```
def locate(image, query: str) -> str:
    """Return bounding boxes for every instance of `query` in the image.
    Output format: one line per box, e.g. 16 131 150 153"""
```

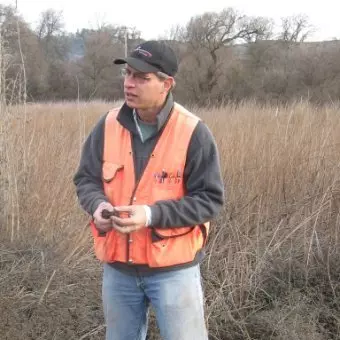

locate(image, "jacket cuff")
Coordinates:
90 198 108 216
142 205 152 226
150 205 162 226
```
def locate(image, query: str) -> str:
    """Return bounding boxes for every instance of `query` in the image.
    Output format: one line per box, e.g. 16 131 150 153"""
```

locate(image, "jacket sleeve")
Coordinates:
73 113 109 216
149 121 225 228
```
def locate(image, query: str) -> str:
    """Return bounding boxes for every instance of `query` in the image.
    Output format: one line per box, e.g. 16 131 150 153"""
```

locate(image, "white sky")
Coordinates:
3 0 340 41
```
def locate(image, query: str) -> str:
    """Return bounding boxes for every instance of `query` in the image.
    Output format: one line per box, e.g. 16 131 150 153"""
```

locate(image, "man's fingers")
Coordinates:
114 206 134 213
112 225 138 234
96 225 113 233
94 219 111 227
111 216 135 227
94 216 112 224
93 202 114 222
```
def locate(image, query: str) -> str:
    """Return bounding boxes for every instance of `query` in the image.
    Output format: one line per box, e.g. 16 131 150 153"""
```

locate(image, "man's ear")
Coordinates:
163 77 174 93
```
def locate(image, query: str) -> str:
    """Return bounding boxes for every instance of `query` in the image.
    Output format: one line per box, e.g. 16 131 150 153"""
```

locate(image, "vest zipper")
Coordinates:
126 108 174 264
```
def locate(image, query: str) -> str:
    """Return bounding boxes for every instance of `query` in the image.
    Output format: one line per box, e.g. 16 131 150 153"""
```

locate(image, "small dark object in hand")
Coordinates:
97 209 117 237
101 209 118 219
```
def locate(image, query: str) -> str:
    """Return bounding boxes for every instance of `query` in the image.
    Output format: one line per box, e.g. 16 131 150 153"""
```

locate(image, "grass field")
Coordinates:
1 100 340 339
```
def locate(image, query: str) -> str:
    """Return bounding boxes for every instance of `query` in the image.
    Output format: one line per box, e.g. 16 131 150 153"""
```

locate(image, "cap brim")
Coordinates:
113 57 160 73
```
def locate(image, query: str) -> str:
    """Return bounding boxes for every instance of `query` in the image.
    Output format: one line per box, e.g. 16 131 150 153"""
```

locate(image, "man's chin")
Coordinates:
125 102 135 108
125 99 144 110
125 97 138 108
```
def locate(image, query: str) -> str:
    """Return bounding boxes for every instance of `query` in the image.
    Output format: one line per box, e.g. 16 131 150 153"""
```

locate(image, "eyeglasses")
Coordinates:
120 68 170 83
120 68 152 83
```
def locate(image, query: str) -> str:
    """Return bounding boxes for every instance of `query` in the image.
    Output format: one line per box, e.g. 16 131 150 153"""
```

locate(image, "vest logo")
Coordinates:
153 169 182 184
135 46 152 58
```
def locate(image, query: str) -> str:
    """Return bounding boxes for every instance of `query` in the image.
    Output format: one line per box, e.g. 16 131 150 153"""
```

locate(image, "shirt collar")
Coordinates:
117 92 174 134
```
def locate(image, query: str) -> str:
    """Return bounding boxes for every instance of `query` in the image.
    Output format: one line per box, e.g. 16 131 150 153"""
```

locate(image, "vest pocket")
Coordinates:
151 227 195 242
102 162 124 183
90 220 117 262
146 226 205 267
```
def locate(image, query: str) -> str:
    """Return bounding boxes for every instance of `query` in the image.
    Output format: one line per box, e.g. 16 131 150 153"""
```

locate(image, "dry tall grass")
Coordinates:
1 100 340 340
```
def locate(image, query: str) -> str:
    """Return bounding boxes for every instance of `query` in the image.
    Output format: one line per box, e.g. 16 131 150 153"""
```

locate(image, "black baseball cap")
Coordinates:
113 40 178 77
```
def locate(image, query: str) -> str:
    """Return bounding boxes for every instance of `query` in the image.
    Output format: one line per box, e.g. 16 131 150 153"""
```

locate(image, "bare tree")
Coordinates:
0 8 6 108
175 8 273 104
37 9 64 41
36 8 67 61
278 15 313 43
78 30 124 99
114 26 141 46
0 5 41 103
242 16 274 43
183 8 272 56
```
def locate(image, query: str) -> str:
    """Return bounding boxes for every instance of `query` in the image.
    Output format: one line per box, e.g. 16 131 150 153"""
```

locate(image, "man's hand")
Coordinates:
93 201 115 233
110 205 147 234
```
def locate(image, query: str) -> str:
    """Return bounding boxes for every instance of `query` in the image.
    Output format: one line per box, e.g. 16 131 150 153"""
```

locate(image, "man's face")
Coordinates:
123 66 166 110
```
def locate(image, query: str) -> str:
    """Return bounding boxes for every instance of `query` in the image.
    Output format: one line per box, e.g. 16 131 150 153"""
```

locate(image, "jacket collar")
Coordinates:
117 92 174 134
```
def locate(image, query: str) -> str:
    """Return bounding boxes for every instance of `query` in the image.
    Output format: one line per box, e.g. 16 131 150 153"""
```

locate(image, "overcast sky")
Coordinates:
3 0 340 41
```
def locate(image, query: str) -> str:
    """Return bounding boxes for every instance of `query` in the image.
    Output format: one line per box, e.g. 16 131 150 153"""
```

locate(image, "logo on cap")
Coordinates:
135 46 152 58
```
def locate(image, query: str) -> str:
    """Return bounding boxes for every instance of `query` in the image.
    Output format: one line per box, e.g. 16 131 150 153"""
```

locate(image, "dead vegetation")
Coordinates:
1 100 340 339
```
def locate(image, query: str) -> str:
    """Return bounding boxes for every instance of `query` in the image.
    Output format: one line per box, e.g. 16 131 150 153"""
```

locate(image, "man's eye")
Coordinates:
122 68 150 81
121 68 130 76
136 74 150 80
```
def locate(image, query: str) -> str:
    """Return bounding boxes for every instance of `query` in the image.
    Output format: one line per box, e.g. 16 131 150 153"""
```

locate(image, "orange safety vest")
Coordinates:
90 103 210 267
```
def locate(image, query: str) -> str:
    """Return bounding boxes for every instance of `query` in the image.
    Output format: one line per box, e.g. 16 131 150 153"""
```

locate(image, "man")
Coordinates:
73 40 224 340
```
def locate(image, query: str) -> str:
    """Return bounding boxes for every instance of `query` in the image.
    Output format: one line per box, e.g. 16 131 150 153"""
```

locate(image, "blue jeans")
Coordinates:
102 263 208 340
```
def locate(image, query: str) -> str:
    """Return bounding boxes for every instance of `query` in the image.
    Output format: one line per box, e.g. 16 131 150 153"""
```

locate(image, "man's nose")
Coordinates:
124 76 135 89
